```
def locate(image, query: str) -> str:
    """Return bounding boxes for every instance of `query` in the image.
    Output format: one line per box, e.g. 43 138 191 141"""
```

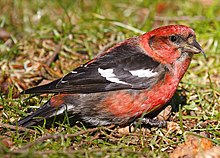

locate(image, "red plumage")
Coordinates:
17 25 204 127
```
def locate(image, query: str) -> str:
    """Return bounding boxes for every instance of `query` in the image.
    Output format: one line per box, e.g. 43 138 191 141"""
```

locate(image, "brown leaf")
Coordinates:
0 136 14 148
170 135 213 158
0 75 20 98
167 121 182 134
157 105 172 121
0 29 11 41
117 126 150 135
117 126 132 135
195 146 220 158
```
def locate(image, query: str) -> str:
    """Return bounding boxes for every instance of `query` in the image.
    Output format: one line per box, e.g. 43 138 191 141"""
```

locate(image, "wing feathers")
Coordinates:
22 79 61 94
22 38 167 95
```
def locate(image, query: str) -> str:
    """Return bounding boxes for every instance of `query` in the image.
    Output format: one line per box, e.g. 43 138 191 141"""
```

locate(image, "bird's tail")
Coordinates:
17 101 65 127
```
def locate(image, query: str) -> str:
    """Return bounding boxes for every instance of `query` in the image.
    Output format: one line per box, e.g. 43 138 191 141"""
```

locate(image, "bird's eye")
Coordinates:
169 35 178 42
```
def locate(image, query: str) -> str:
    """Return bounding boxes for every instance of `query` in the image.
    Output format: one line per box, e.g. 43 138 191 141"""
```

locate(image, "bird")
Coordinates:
17 25 205 128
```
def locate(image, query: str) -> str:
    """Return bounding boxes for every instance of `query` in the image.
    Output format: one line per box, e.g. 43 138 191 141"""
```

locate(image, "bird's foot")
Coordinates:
129 118 167 132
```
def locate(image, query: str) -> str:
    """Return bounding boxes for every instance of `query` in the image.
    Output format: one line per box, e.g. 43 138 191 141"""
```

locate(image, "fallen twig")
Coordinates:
16 125 115 151
9 146 145 156
0 123 36 134
46 43 62 66
77 132 100 147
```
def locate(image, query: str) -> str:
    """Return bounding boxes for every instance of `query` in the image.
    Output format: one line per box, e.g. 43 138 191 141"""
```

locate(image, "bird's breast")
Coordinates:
101 73 179 118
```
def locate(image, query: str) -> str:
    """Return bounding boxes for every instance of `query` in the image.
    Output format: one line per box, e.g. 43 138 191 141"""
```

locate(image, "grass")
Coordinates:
0 0 220 157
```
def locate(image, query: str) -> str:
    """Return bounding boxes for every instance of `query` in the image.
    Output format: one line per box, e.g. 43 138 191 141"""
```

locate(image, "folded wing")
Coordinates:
23 38 168 94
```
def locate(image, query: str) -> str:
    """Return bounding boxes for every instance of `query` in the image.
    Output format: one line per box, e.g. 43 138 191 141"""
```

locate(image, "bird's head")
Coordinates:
140 25 205 64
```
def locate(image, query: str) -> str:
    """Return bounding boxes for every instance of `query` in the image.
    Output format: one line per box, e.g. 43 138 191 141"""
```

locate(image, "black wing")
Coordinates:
23 38 168 94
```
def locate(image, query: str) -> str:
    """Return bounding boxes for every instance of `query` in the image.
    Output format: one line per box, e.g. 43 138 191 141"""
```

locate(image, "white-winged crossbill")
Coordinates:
17 25 205 127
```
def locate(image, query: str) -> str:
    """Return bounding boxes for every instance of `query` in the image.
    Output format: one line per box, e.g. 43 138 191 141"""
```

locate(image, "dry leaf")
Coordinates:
167 121 182 134
0 136 14 148
170 135 213 158
117 126 132 135
117 125 150 135
0 29 11 41
157 105 172 121
195 146 220 158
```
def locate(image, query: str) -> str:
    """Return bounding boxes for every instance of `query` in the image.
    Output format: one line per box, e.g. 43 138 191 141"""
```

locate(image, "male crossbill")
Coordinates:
18 25 205 127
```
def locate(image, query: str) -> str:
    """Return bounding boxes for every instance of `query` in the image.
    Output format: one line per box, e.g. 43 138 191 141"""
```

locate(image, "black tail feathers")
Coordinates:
17 101 59 127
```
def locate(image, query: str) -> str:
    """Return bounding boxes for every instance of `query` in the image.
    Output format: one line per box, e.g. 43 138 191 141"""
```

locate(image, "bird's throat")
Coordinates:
174 52 193 80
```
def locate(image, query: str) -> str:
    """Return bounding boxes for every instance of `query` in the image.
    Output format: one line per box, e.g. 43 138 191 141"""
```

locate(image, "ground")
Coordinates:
0 0 219 157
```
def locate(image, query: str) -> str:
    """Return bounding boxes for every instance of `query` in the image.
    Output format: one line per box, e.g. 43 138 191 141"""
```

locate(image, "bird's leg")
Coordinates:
139 118 167 127
129 118 167 132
